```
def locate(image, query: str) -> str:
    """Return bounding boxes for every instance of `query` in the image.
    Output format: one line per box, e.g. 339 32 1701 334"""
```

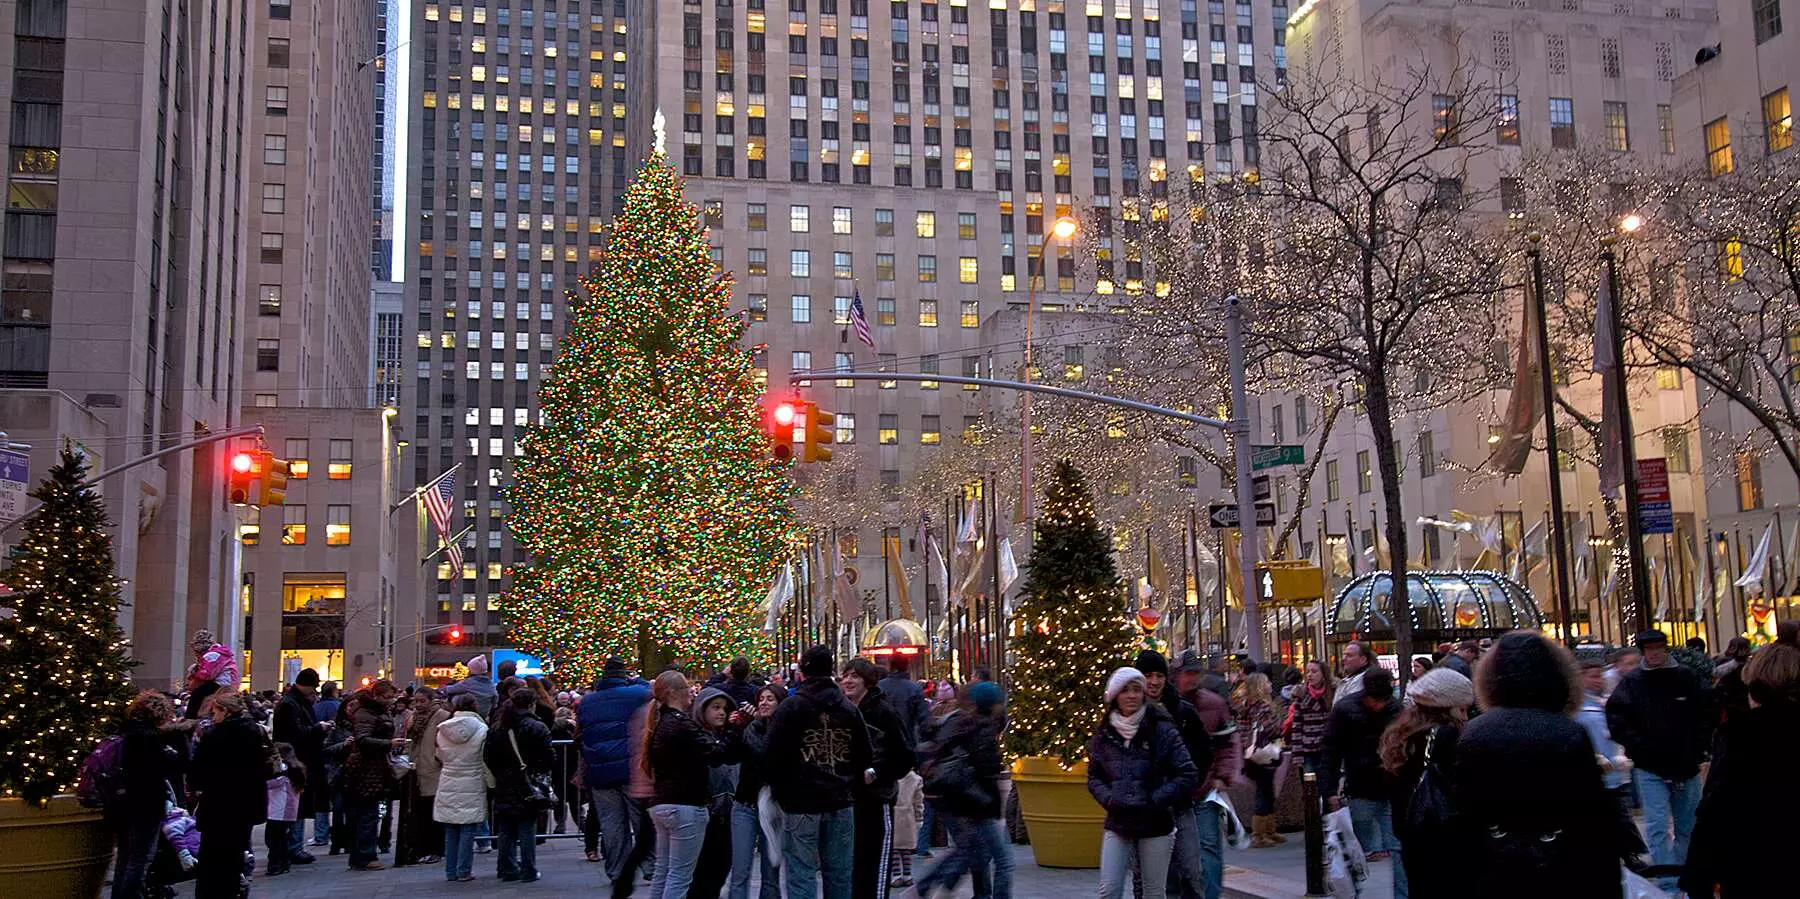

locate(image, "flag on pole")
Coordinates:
763 561 794 633
1593 275 1626 496
421 467 463 571
1736 521 1776 592
1490 282 1543 474
997 537 1019 597
849 290 876 349
884 534 913 620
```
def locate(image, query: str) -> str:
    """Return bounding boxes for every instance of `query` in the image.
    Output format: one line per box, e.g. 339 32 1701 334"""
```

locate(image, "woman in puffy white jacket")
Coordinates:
434 693 491 882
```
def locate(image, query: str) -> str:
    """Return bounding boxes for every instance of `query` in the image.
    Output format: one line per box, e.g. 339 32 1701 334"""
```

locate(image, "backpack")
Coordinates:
76 735 127 810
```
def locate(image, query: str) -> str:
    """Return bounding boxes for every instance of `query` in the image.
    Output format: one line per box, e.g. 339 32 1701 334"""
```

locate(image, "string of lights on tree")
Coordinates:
1004 460 1137 767
505 154 794 683
0 448 136 805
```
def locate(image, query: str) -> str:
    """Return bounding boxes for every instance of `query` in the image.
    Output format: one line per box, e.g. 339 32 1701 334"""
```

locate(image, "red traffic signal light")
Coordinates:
231 452 256 473
448 626 464 643
768 398 798 462
228 451 258 505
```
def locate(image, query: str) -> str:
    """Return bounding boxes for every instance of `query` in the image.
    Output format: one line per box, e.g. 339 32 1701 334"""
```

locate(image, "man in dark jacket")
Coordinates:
577 656 652 882
346 680 403 871
1175 649 1237 899
1136 650 1212 899
765 645 874 899
843 657 915 899
1606 629 1713 881
192 692 270 898
716 656 761 708
879 654 930 886
439 654 495 720
1326 668 1400 862
273 668 325 865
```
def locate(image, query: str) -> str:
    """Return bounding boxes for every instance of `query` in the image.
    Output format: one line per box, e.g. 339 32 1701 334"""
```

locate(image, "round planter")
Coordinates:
1010 755 1105 869
0 795 111 897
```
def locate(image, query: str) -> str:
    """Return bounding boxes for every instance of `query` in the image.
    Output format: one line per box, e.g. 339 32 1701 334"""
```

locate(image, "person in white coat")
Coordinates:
435 693 491 882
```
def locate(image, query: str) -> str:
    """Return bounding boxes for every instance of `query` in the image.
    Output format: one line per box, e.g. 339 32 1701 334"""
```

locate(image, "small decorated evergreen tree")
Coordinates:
1005 461 1135 765
0 448 136 805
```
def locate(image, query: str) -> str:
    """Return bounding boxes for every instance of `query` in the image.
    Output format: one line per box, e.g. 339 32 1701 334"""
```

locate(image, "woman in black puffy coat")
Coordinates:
484 687 555 883
1087 667 1198 899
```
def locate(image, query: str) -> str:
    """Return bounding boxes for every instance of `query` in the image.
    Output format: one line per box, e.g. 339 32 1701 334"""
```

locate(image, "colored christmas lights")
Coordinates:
504 155 793 683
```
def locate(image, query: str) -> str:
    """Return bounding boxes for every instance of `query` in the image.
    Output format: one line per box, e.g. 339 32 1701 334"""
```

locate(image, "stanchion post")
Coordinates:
1303 771 1327 896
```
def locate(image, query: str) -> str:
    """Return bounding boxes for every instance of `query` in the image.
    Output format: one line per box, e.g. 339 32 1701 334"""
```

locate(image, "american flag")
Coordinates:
421 467 463 570
849 290 876 349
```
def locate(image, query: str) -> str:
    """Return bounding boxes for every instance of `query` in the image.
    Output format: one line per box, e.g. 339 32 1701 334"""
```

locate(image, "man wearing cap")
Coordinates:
1173 649 1237 899
440 654 496 720
1606 629 1713 884
765 645 874 899
577 656 652 878
274 667 325 864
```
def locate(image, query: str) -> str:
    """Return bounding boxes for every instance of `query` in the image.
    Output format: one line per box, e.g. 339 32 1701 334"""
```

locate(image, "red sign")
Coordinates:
1636 458 1670 503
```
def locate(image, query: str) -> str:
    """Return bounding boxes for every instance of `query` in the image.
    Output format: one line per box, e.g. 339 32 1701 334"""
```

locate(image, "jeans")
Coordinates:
614 801 657 899
1347 797 1406 898
443 822 478 878
917 814 1012 899
914 798 939 854
347 796 383 867
1300 752 1339 800
593 786 638 882
1100 831 1172 899
312 809 331 845
649 803 708 899
495 810 539 880
1636 771 1700 890
729 800 781 899
782 806 856 899
287 813 308 857
1246 763 1277 816
1166 805 1222 899
110 815 160 899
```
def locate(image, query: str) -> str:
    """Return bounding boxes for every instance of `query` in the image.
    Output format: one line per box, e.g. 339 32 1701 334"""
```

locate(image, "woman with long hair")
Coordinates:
1381 667 1474 896
1234 672 1282 848
727 684 784 899
191 690 270 897
643 668 729 899
397 687 449 867
1285 660 1336 797
1088 668 1199 899
485 687 555 883
112 690 181 899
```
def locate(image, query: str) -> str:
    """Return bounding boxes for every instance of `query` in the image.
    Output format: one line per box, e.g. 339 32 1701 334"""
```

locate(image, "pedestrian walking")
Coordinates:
1576 661 1648 867
642 669 730 899
271 668 324 865
913 679 1012 899
727 684 784 899
1234 672 1283 849
1286 660 1336 798
1333 641 1372 705
1453 630 1623 899
841 657 916 899
485 687 555 883
878 655 929 888
190 691 268 898
1681 642 1800 898
1606 629 1713 890
913 681 959 861
265 742 307 876
1381 668 1474 897
434 693 490 883
345 679 403 871
579 656 654 877
111 691 182 899
1175 649 1239 899
1440 642 1477 680
1602 646 1641 697
1139 649 1213 899
765 645 875 899
1087 667 1199 899
1326 668 1400 865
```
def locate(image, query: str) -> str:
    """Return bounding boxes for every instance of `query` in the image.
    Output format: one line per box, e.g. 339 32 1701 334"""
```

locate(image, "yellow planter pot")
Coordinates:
0 795 112 898
1010 755 1105 869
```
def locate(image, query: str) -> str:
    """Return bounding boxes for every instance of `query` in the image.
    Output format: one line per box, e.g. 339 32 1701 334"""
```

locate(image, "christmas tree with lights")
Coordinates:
1005 461 1135 766
0 448 136 805
505 155 793 683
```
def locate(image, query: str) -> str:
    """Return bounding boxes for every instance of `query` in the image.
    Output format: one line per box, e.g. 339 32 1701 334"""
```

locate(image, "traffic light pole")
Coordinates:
0 423 265 535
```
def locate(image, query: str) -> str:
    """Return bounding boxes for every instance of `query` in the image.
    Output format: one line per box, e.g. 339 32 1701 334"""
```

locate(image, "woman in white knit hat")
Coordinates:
1379 666 1474 897
1086 667 1199 899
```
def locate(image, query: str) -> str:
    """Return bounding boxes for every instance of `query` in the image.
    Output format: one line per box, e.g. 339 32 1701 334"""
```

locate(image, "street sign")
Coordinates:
1255 561 1327 606
1252 475 1272 501
1207 502 1277 529
0 450 28 521
1252 444 1305 471
1636 457 1673 536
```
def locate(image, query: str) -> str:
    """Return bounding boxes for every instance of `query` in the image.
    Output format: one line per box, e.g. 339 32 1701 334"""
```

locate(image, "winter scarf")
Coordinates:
1109 707 1146 742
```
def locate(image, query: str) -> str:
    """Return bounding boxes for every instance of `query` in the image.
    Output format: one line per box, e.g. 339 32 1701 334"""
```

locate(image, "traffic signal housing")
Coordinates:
801 401 835 463
259 454 291 506
228 451 257 505
768 398 799 462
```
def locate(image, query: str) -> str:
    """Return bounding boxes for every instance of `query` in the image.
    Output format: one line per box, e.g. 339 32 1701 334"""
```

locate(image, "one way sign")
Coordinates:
1207 502 1276 529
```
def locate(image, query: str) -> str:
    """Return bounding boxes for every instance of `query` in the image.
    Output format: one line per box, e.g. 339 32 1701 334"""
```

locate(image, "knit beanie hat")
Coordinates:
1134 649 1169 677
800 644 835 678
295 668 321 688
966 681 1004 714
1406 667 1474 710
1104 667 1147 707
466 654 489 677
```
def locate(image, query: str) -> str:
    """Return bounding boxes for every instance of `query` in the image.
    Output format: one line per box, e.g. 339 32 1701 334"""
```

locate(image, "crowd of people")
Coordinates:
94 620 1800 898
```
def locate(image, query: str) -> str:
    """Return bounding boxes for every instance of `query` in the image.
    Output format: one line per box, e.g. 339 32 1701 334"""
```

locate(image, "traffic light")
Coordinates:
800 400 835 464
769 398 799 462
228 451 257 505
448 625 464 644
259 453 291 506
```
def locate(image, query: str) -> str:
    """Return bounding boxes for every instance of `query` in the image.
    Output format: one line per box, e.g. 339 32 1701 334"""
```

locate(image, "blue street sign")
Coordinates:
1639 501 1674 536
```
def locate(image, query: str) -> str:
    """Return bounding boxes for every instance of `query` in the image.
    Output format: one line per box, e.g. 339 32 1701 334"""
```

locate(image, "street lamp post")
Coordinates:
1526 233 1578 647
1601 221 1653 636
1019 216 1078 527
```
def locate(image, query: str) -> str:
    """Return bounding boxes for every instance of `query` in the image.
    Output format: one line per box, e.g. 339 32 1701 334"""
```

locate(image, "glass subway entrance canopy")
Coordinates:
1329 570 1542 644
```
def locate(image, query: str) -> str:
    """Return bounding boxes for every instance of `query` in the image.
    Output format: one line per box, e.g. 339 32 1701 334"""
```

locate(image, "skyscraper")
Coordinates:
402 0 633 660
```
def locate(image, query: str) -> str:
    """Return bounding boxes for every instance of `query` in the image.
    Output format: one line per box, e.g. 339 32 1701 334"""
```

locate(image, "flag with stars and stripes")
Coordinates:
421 466 463 570
849 290 876 349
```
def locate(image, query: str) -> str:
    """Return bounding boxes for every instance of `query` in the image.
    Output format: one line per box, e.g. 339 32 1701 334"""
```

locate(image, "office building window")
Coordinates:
958 213 977 240
879 414 899 444
876 297 896 325
1765 88 1793 153
1754 0 1783 43
790 295 811 323
1737 450 1764 510
1603 101 1629 152
1663 427 1691 473
834 352 854 387
262 183 285 213
791 351 813 385
264 134 287 164
747 248 767 275
833 296 853 325
874 208 894 235
1417 430 1437 477
266 85 288 115
875 254 895 280
835 413 856 445
747 203 767 230
1432 94 1459 143
1658 105 1676 154
918 299 938 326
268 37 291 67
918 256 937 282
259 284 282 315
326 505 351 545
1497 94 1520 145
921 415 941 445
791 250 811 277
915 211 936 237
256 339 280 371
962 356 982 389
1549 98 1575 149
1655 366 1683 390
959 257 978 283
281 505 307 545
328 439 353 479
747 294 767 322
1325 459 1340 502
1706 117 1734 175
1356 450 1372 494
789 204 810 232
960 300 979 328
285 439 309 478
833 206 853 234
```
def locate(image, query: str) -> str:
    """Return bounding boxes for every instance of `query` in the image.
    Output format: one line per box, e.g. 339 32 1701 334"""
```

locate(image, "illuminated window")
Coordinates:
281 574 344 613
959 257 978 283
921 415 941 445
326 505 351 546
1706 117 1734 176
1603 102 1629 152
834 251 854 279
747 203 767 230
958 213 977 240
835 413 856 444
879 414 899 444
1063 345 1085 380
281 504 307 545
1721 238 1745 280
915 211 936 237
790 295 811 323
835 352 855 388
920 354 940 389
1431 94 1459 143
239 506 260 545
960 300 980 328
328 439 353 479
1737 450 1764 511
1497 94 1520 146
918 255 937 282
790 204 810 232
791 250 810 277
285 438 309 479
833 207 852 234
1764 88 1792 153
1655 367 1683 390
918 299 938 327
834 295 853 325
1658 105 1676 154
876 297 896 326
875 253 895 281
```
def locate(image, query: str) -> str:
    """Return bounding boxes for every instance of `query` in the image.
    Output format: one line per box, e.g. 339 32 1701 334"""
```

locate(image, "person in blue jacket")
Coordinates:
577 656 653 880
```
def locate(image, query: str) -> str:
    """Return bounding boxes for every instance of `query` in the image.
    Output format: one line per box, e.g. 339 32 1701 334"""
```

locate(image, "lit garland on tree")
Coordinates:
505 155 793 683
0 448 136 805
1005 460 1136 766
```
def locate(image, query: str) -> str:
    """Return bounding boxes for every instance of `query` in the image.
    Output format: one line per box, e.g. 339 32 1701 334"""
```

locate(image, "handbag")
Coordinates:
508 729 558 811
1244 723 1283 766
1406 728 1454 833
921 748 989 812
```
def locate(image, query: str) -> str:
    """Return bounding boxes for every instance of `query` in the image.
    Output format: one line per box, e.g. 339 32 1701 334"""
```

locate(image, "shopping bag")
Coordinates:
1206 788 1253 851
1324 806 1368 898
1623 869 1674 899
